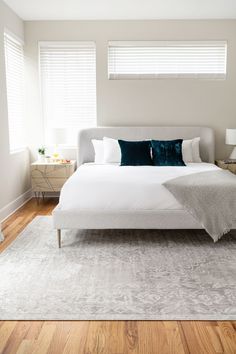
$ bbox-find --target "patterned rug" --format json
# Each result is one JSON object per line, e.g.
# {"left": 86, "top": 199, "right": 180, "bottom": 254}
{"left": 0, "top": 216, "right": 235, "bottom": 320}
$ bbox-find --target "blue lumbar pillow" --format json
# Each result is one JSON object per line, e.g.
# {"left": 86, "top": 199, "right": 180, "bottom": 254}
{"left": 151, "top": 139, "right": 186, "bottom": 166}
{"left": 118, "top": 140, "right": 153, "bottom": 166}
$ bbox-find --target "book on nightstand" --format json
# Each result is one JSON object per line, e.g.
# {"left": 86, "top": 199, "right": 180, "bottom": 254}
{"left": 223, "top": 159, "right": 236, "bottom": 164}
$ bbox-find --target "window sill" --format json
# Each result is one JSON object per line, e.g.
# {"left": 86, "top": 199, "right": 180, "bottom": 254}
{"left": 47, "top": 145, "right": 77, "bottom": 149}
{"left": 60, "top": 145, "right": 76, "bottom": 149}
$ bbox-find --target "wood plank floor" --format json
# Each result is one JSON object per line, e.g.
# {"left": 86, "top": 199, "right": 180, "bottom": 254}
{"left": 0, "top": 198, "right": 236, "bottom": 354}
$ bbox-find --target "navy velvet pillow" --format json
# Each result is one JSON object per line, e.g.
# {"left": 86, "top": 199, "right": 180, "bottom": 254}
{"left": 118, "top": 140, "right": 153, "bottom": 166}
{"left": 151, "top": 139, "right": 186, "bottom": 166}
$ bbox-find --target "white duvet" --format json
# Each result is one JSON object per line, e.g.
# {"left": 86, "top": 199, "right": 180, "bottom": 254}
{"left": 59, "top": 163, "right": 219, "bottom": 212}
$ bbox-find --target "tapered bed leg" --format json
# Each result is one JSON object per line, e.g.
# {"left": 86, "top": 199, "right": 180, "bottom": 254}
{"left": 57, "top": 229, "right": 61, "bottom": 248}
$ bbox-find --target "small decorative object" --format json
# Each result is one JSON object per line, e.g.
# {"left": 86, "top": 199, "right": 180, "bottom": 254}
{"left": 45, "top": 156, "right": 51, "bottom": 163}
{"left": 226, "top": 129, "right": 236, "bottom": 160}
{"left": 59, "top": 159, "right": 71, "bottom": 164}
{"left": 52, "top": 152, "right": 59, "bottom": 162}
{"left": 38, "top": 146, "right": 46, "bottom": 162}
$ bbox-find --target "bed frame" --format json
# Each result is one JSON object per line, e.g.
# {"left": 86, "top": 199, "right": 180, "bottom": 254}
{"left": 53, "top": 126, "right": 215, "bottom": 247}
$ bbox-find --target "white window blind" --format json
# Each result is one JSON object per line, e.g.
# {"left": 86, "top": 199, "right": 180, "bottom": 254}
{"left": 40, "top": 42, "right": 96, "bottom": 145}
{"left": 4, "top": 31, "right": 25, "bottom": 152}
{"left": 108, "top": 41, "right": 227, "bottom": 79}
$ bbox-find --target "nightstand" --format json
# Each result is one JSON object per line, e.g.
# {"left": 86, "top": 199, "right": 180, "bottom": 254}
{"left": 216, "top": 160, "right": 236, "bottom": 175}
{"left": 31, "top": 160, "right": 76, "bottom": 200}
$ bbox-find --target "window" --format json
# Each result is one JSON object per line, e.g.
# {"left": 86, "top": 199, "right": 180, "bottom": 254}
{"left": 40, "top": 42, "right": 96, "bottom": 145}
{"left": 108, "top": 41, "right": 227, "bottom": 80}
{"left": 4, "top": 31, "right": 25, "bottom": 152}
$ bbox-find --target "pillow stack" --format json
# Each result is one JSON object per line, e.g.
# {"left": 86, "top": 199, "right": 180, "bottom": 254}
{"left": 92, "top": 137, "right": 202, "bottom": 166}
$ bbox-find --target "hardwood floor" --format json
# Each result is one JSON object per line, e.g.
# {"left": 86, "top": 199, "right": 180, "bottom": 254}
{"left": 0, "top": 198, "right": 236, "bottom": 354}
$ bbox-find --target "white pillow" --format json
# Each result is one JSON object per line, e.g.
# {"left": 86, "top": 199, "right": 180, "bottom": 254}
{"left": 182, "top": 139, "right": 194, "bottom": 163}
{"left": 182, "top": 137, "right": 202, "bottom": 163}
{"left": 192, "top": 137, "right": 202, "bottom": 162}
{"left": 103, "top": 137, "right": 121, "bottom": 163}
{"left": 92, "top": 139, "right": 104, "bottom": 164}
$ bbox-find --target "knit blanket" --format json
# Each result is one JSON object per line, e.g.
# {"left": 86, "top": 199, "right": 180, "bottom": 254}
{"left": 163, "top": 170, "right": 236, "bottom": 242}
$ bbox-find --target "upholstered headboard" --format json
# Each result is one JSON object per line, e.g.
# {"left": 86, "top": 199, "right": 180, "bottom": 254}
{"left": 77, "top": 126, "right": 215, "bottom": 166}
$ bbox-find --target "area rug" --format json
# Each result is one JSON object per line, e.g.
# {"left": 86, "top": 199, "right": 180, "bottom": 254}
{"left": 0, "top": 216, "right": 236, "bottom": 320}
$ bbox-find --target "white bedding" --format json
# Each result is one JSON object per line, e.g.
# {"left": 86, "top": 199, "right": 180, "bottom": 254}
{"left": 59, "top": 163, "right": 219, "bottom": 213}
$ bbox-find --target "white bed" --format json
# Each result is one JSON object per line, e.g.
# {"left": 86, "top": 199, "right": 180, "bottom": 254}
{"left": 52, "top": 126, "right": 223, "bottom": 246}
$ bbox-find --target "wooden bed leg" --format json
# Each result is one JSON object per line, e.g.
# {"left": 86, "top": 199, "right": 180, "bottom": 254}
{"left": 57, "top": 229, "right": 61, "bottom": 248}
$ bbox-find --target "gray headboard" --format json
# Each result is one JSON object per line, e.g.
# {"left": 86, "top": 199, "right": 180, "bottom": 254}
{"left": 77, "top": 126, "right": 215, "bottom": 166}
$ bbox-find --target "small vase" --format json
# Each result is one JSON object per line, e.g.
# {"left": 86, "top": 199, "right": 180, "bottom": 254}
{"left": 38, "top": 154, "right": 45, "bottom": 162}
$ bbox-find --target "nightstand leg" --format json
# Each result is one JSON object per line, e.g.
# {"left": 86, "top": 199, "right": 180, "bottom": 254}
{"left": 57, "top": 229, "right": 61, "bottom": 248}
{"left": 34, "top": 192, "right": 39, "bottom": 205}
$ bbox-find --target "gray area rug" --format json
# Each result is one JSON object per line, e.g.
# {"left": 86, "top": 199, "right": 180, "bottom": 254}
{"left": 0, "top": 216, "right": 236, "bottom": 320}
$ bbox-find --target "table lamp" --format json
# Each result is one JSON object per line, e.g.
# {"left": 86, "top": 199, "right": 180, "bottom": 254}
{"left": 51, "top": 128, "right": 67, "bottom": 159}
{"left": 226, "top": 128, "right": 236, "bottom": 159}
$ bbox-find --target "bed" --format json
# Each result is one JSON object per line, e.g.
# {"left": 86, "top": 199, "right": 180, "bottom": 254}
{"left": 53, "top": 126, "right": 230, "bottom": 247}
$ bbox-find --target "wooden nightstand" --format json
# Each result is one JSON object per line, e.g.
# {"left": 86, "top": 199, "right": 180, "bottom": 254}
{"left": 216, "top": 160, "right": 236, "bottom": 175}
{"left": 31, "top": 160, "right": 76, "bottom": 200}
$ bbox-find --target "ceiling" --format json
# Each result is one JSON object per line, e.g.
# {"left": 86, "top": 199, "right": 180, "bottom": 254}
{"left": 3, "top": 0, "right": 236, "bottom": 21}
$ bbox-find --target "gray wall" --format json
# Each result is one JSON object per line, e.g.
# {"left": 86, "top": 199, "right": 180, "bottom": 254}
{"left": 25, "top": 20, "right": 236, "bottom": 159}
{"left": 0, "top": 0, "right": 30, "bottom": 219}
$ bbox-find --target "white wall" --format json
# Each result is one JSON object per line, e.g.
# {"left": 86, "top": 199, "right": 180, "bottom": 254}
{"left": 25, "top": 20, "right": 236, "bottom": 160}
{"left": 0, "top": 0, "right": 31, "bottom": 220}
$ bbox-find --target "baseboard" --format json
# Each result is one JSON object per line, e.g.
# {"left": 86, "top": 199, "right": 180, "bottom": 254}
{"left": 0, "top": 189, "right": 33, "bottom": 223}
{"left": 33, "top": 192, "right": 60, "bottom": 198}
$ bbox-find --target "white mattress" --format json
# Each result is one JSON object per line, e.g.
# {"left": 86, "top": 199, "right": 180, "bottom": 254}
{"left": 59, "top": 163, "right": 219, "bottom": 213}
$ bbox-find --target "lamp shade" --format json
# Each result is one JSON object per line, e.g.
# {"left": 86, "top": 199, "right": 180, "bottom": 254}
{"left": 51, "top": 128, "right": 67, "bottom": 145}
{"left": 226, "top": 129, "right": 236, "bottom": 145}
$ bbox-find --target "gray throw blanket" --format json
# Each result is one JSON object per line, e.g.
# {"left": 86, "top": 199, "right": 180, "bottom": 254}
{"left": 163, "top": 170, "right": 236, "bottom": 242}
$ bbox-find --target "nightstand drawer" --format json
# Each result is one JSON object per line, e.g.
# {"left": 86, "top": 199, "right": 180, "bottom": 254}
{"left": 31, "top": 164, "right": 74, "bottom": 178}
{"left": 32, "top": 177, "right": 68, "bottom": 192}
